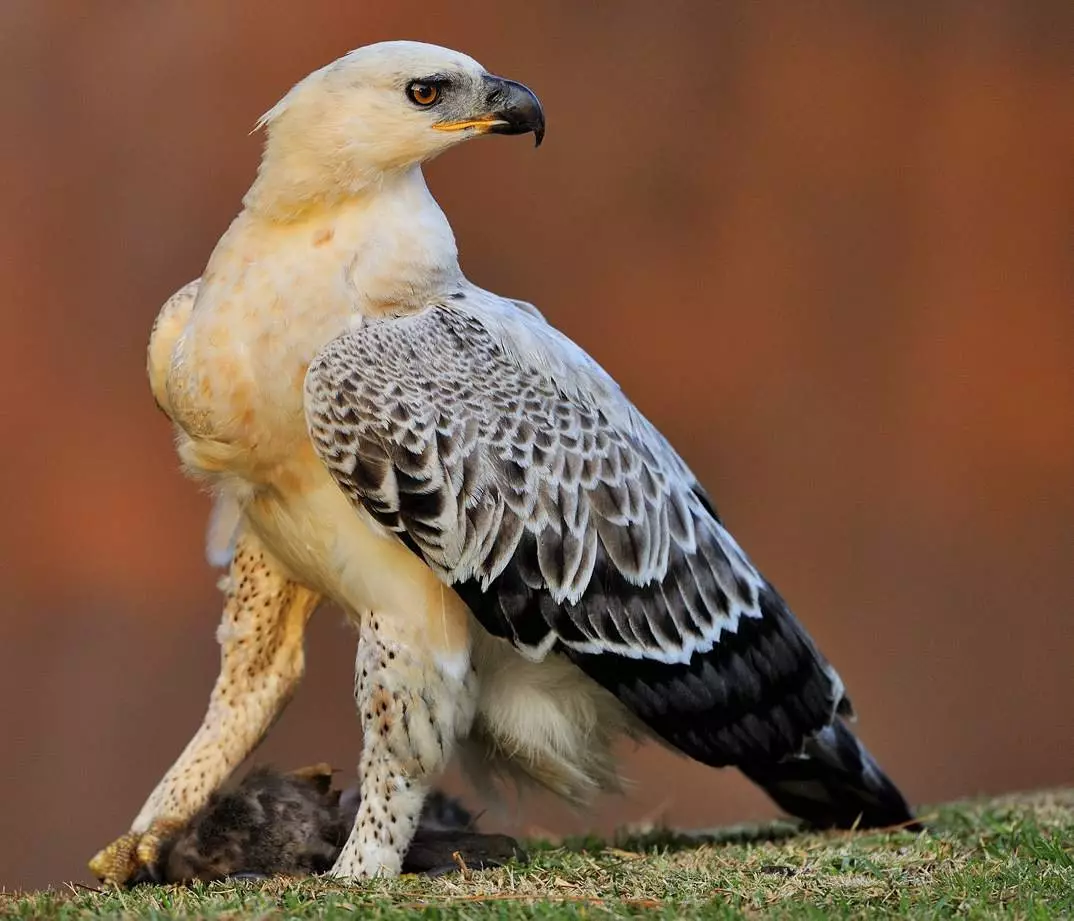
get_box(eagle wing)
[304,297,845,768]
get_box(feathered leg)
[89,528,321,885]
[330,605,477,878]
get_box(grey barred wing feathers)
[305,305,720,638]
[304,302,849,771]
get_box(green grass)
[4,790,1072,920]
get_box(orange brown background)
[1,1,1071,891]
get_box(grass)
[3,790,1072,920]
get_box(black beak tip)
[484,74,546,148]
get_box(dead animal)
[129,764,524,884]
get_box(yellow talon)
[88,818,185,886]
[89,830,141,885]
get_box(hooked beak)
[434,75,546,148]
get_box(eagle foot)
[88,818,184,886]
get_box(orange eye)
[406,81,441,107]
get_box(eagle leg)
[330,608,477,878]
[89,528,321,885]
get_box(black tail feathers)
[740,720,920,831]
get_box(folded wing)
[304,300,853,772]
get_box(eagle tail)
[740,720,919,831]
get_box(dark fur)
[135,765,524,885]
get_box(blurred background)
[2,1,1072,892]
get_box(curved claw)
[88,818,184,887]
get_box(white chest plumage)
[151,169,466,615]
[164,170,457,476]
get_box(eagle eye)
[406,80,443,107]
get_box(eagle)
[91,40,914,883]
